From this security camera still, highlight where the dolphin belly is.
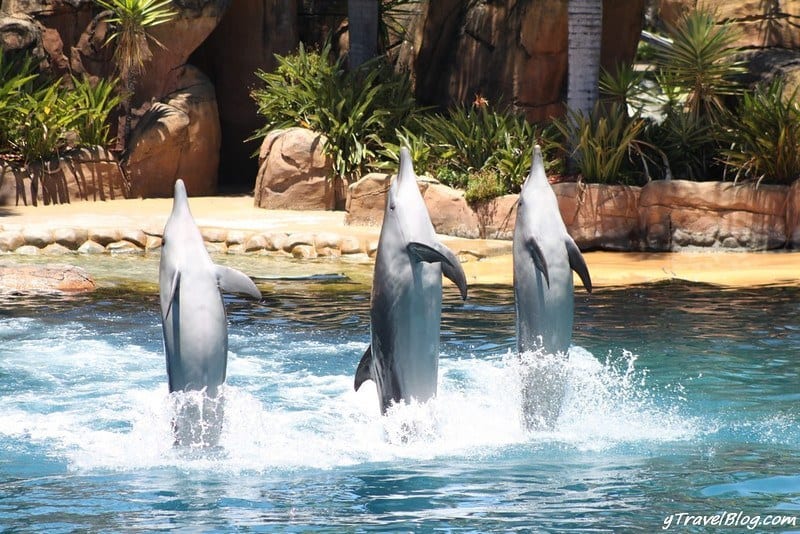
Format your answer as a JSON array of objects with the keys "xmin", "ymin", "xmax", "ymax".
[
  {"xmin": 369, "ymin": 261, "xmax": 443, "ymax": 412},
  {"xmin": 163, "ymin": 274, "xmax": 228, "ymax": 395}
]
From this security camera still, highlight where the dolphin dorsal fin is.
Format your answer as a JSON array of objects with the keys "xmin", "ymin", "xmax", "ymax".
[
  {"xmin": 407, "ymin": 241, "xmax": 468, "ymax": 300},
  {"xmin": 215, "ymin": 265, "xmax": 262, "ymax": 299},
  {"xmin": 354, "ymin": 345, "xmax": 373, "ymax": 391},
  {"xmin": 164, "ymin": 268, "xmax": 181, "ymax": 319},
  {"xmin": 565, "ymin": 237, "xmax": 592, "ymax": 293},
  {"xmin": 525, "ymin": 237, "xmax": 550, "ymax": 288}
]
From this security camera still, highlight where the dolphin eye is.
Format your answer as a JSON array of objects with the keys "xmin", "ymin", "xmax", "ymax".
[{"xmin": 389, "ymin": 202, "xmax": 396, "ymax": 211}]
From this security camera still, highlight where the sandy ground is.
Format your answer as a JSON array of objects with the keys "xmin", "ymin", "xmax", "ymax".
[{"xmin": 1, "ymin": 196, "xmax": 798, "ymax": 288}]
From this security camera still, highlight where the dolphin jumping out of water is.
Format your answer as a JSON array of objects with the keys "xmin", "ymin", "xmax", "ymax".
[
  {"xmin": 354, "ymin": 148, "xmax": 468, "ymax": 414},
  {"xmin": 159, "ymin": 179, "xmax": 261, "ymax": 444},
  {"xmin": 513, "ymin": 145, "xmax": 592, "ymax": 355}
]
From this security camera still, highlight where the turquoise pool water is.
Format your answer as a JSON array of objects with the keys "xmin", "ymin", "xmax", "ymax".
[{"xmin": 1, "ymin": 272, "xmax": 799, "ymax": 531}]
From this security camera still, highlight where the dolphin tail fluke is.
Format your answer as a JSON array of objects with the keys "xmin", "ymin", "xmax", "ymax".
[
  {"xmin": 525, "ymin": 237, "xmax": 550, "ymax": 288},
  {"xmin": 566, "ymin": 237, "xmax": 592, "ymax": 293},
  {"xmin": 407, "ymin": 241, "xmax": 468, "ymax": 300},
  {"xmin": 215, "ymin": 265, "xmax": 262, "ymax": 299},
  {"xmin": 354, "ymin": 345, "xmax": 373, "ymax": 391}
]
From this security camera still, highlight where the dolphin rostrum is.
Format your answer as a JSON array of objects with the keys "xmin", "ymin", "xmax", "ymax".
[
  {"xmin": 513, "ymin": 145, "xmax": 592, "ymax": 356},
  {"xmin": 354, "ymin": 148, "xmax": 468, "ymax": 414},
  {"xmin": 159, "ymin": 179, "xmax": 261, "ymax": 443}
]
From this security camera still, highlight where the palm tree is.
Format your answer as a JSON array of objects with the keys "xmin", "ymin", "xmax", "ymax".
[
  {"xmin": 566, "ymin": 0, "xmax": 603, "ymax": 173},
  {"xmin": 348, "ymin": 0, "xmax": 380, "ymax": 69},
  {"xmin": 567, "ymin": 0, "xmax": 603, "ymax": 116},
  {"xmin": 94, "ymin": 0, "xmax": 176, "ymax": 150}
]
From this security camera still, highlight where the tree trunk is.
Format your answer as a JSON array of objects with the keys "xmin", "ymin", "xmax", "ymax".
[
  {"xmin": 566, "ymin": 0, "xmax": 603, "ymax": 174},
  {"xmin": 347, "ymin": 0, "xmax": 379, "ymax": 69}
]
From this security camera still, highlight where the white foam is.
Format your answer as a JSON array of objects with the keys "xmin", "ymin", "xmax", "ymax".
[{"xmin": 0, "ymin": 342, "xmax": 703, "ymax": 473}]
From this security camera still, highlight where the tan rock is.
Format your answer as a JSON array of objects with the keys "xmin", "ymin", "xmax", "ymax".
[
  {"xmin": 314, "ymin": 232, "xmax": 341, "ymax": 250},
  {"xmin": 284, "ymin": 233, "xmax": 315, "ymax": 251},
  {"xmin": 265, "ymin": 233, "xmax": 287, "ymax": 251},
  {"xmin": 245, "ymin": 234, "xmax": 268, "ymax": 252},
  {"xmin": 22, "ymin": 228, "xmax": 53, "ymax": 248},
  {"xmin": 639, "ymin": 180, "xmax": 787, "ymax": 250},
  {"xmin": 339, "ymin": 235, "xmax": 363, "ymax": 255},
  {"xmin": 106, "ymin": 240, "xmax": 143, "ymax": 254},
  {"xmin": 42, "ymin": 243, "xmax": 73, "ymax": 255},
  {"xmin": 226, "ymin": 230, "xmax": 252, "ymax": 246},
  {"xmin": 226, "ymin": 243, "xmax": 246, "ymax": 255},
  {"xmin": 0, "ymin": 263, "xmax": 96, "ymax": 293},
  {"xmin": 145, "ymin": 235, "xmax": 163, "ymax": 251},
  {"xmin": 253, "ymin": 127, "xmax": 334, "ymax": 210},
  {"xmin": 423, "ymin": 182, "xmax": 481, "ymax": 238},
  {"xmin": 15, "ymin": 245, "xmax": 40, "ymax": 255},
  {"xmin": 54, "ymin": 227, "xmax": 88, "ymax": 250},
  {"xmin": 472, "ymin": 194, "xmax": 519, "ymax": 239},
  {"xmin": 291, "ymin": 244, "xmax": 317, "ymax": 259},
  {"xmin": 0, "ymin": 230, "xmax": 24, "ymax": 252},
  {"xmin": 556, "ymin": 183, "xmax": 641, "ymax": 250},
  {"xmin": 89, "ymin": 228, "xmax": 121, "ymax": 246},
  {"xmin": 344, "ymin": 172, "xmax": 392, "ymax": 226},
  {"xmin": 78, "ymin": 240, "xmax": 106, "ymax": 254},
  {"xmin": 205, "ymin": 242, "xmax": 228, "ymax": 254},
  {"xmin": 787, "ymin": 180, "xmax": 800, "ymax": 247},
  {"xmin": 124, "ymin": 66, "xmax": 221, "ymax": 197},
  {"xmin": 316, "ymin": 246, "xmax": 341, "ymax": 257},
  {"xmin": 121, "ymin": 229, "xmax": 147, "ymax": 248},
  {"xmin": 201, "ymin": 227, "xmax": 228, "ymax": 243}
]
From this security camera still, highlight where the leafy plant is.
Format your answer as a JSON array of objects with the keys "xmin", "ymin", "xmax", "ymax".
[
  {"xmin": 69, "ymin": 75, "xmax": 122, "ymax": 147},
  {"xmin": 10, "ymin": 83, "xmax": 87, "ymax": 166},
  {"xmin": 721, "ymin": 79, "xmax": 800, "ymax": 185},
  {"xmin": 0, "ymin": 52, "xmax": 38, "ymax": 157},
  {"xmin": 94, "ymin": 0, "xmax": 176, "ymax": 146},
  {"xmin": 643, "ymin": 110, "xmax": 717, "ymax": 180},
  {"xmin": 464, "ymin": 167, "xmax": 506, "ymax": 203},
  {"xmin": 416, "ymin": 103, "xmax": 540, "ymax": 193},
  {"xmin": 553, "ymin": 101, "xmax": 651, "ymax": 184},
  {"xmin": 251, "ymin": 44, "xmax": 419, "ymax": 185},
  {"xmin": 651, "ymin": 10, "xmax": 744, "ymax": 123}
]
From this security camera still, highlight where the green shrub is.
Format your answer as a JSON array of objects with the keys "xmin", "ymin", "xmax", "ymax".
[
  {"xmin": 651, "ymin": 9, "xmax": 744, "ymax": 123},
  {"xmin": 0, "ymin": 52, "xmax": 37, "ymax": 157},
  {"xmin": 69, "ymin": 75, "xmax": 122, "ymax": 147},
  {"xmin": 721, "ymin": 79, "xmax": 800, "ymax": 185},
  {"xmin": 643, "ymin": 109, "xmax": 717, "ymax": 180},
  {"xmin": 251, "ymin": 43, "xmax": 419, "ymax": 183},
  {"xmin": 553, "ymin": 101, "xmax": 650, "ymax": 184},
  {"xmin": 413, "ymin": 103, "xmax": 548, "ymax": 196},
  {"xmin": 464, "ymin": 167, "xmax": 506, "ymax": 203}
]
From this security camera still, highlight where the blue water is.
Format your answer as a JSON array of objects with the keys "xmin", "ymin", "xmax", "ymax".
[{"xmin": 1, "ymin": 270, "xmax": 799, "ymax": 532}]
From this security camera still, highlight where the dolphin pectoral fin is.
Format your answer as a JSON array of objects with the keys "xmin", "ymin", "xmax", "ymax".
[
  {"xmin": 407, "ymin": 241, "xmax": 468, "ymax": 300},
  {"xmin": 164, "ymin": 269, "xmax": 181, "ymax": 319},
  {"xmin": 525, "ymin": 237, "xmax": 550, "ymax": 288},
  {"xmin": 566, "ymin": 237, "xmax": 593, "ymax": 293},
  {"xmin": 354, "ymin": 345, "xmax": 373, "ymax": 391},
  {"xmin": 215, "ymin": 265, "xmax": 262, "ymax": 299}
]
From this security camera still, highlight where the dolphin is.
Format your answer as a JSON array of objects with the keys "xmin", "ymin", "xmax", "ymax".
[
  {"xmin": 159, "ymin": 179, "xmax": 261, "ymax": 443},
  {"xmin": 354, "ymin": 148, "xmax": 468, "ymax": 414},
  {"xmin": 513, "ymin": 144, "xmax": 592, "ymax": 355}
]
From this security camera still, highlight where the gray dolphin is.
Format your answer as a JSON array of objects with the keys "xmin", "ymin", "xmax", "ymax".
[
  {"xmin": 160, "ymin": 179, "xmax": 261, "ymax": 443},
  {"xmin": 513, "ymin": 145, "xmax": 592, "ymax": 355},
  {"xmin": 354, "ymin": 148, "xmax": 468, "ymax": 414}
]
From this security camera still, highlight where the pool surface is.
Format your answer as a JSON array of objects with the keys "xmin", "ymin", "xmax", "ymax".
[{"xmin": 1, "ymin": 262, "xmax": 799, "ymax": 531}]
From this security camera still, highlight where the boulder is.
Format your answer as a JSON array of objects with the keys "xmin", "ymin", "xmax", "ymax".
[
  {"xmin": 422, "ymin": 182, "xmax": 481, "ymax": 238},
  {"xmin": 123, "ymin": 65, "xmax": 221, "ymax": 197},
  {"xmin": 639, "ymin": 180, "xmax": 788, "ymax": 250},
  {"xmin": 253, "ymin": 128, "xmax": 334, "ymax": 210},
  {"xmin": 0, "ymin": 263, "xmax": 95, "ymax": 293},
  {"xmin": 344, "ymin": 172, "xmax": 392, "ymax": 226},
  {"xmin": 659, "ymin": 1, "xmax": 800, "ymax": 49},
  {"xmin": 472, "ymin": 194, "xmax": 519, "ymax": 239},
  {"xmin": 556, "ymin": 183, "xmax": 641, "ymax": 250},
  {"xmin": 787, "ymin": 180, "xmax": 800, "ymax": 248}
]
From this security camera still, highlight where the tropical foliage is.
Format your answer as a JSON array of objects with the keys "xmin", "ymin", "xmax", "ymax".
[
  {"xmin": 94, "ymin": 0, "xmax": 176, "ymax": 145},
  {"xmin": 251, "ymin": 43, "xmax": 418, "ymax": 184},
  {"xmin": 0, "ymin": 51, "xmax": 121, "ymax": 167}
]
